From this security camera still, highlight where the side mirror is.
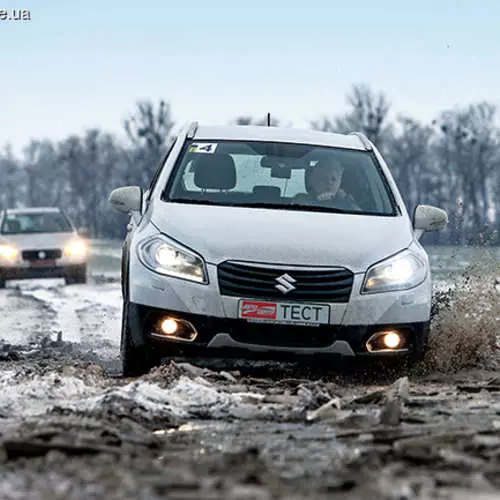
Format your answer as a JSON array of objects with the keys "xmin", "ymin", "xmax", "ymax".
[
  {"xmin": 413, "ymin": 204, "xmax": 448, "ymax": 232},
  {"xmin": 77, "ymin": 227, "xmax": 89, "ymax": 239},
  {"xmin": 109, "ymin": 186, "xmax": 142, "ymax": 213}
]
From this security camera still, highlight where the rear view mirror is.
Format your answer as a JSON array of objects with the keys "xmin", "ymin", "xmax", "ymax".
[
  {"xmin": 260, "ymin": 156, "xmax": 304, "ymax": 169},
  {"xmin": 270, "ymin": 165, "xmax": 292, "ymax": 179},
  {"xmin": 413, "ymin": 204, "xmax": 448, "ymax": 232},
  {"xmin": 261, "ymin": 156, "xmax": 304, "ymax": 179},
  {"xmin": 109, "ymin": 186, "xmax": 142, "ymax": 213}
]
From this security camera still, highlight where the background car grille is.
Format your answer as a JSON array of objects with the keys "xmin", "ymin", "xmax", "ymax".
[
  {"xmin": 217, "ymin": 261, "xmax": 354, "ymax": 302},
  {"xmin": 22, "ymin": 249, "xmax": 62, "ymax": 261}
]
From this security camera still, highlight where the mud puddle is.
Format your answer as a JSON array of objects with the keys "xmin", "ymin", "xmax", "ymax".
[
  {"xmin": 2, "ymin": 352, "xmax": 500, "ymax": 499},
  {"xmin": 0, "ymin": 269, "xmax": 498, "ymax": 499}
]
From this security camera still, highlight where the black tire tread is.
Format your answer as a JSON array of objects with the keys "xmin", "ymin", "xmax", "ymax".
[
  {"xmin": 65, "ymin": 265, "xmax": 87, "ymax": 285},
  {"xmin": 121, "ymin": 302, "xmax": 159, "ymax": 377}
]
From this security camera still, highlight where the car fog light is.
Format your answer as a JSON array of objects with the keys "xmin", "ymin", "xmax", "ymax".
[
  {"xmin": 161, "ymin": 318, "xmax": 178, "ymax": 335},
  {"xmin": 153, "ymin": 317, "xmax": 198, "ymax": 342},
  {"xmin": 366, "ymin": 330, "xmax": 406, "ymax": 352},
  {"xmin": 383, "ymin": 332, "xmax": 401, "ymax": 349}
]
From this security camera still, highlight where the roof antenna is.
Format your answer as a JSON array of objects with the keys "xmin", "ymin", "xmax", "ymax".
[{"xmin": 267, "ymin": 112, "xmax": 271, "ymax": 127}]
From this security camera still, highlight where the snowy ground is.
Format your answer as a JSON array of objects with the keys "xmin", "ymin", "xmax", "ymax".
[{"xmin": 0, "ymin": 244, "xmax": 499, "ymax": 499}]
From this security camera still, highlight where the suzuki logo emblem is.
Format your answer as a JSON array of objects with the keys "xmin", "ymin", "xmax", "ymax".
[
  {"xmin": 275, "ymin": 273, "xmax": 296, "ymax": 294},
  {"xmin": 38, "ymin": 251, "xmax": 46, "ymax": 259}
]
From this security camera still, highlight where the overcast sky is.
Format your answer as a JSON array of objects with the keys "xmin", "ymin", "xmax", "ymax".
[{"xmin": 1, "ymin": 0, "xmax": 499, "ymax": 153}]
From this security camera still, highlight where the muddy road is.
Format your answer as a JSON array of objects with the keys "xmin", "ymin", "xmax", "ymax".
[{"xmin": 0, "ymin": 262, "xmax": 499, "ymax": 499}]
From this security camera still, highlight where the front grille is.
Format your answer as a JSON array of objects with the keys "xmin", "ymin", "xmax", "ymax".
[
  {"xmin": 230, "ymin": 320, "xmax": 337, "ymax": 348},
  {"xmin": 22, "ymin": 249, "xmax": 62, "ymax": 261},
  {"xmin": 217, "ymin": 261, "xmax": 354, "ymax": 302}
]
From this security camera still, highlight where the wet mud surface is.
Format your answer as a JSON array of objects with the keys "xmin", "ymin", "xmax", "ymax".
[{"xmin": 0, "ymin": 271, "xmax": 499, "ymax": 499}]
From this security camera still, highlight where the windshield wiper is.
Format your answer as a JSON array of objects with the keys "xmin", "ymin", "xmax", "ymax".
[
  {"xmin": 169, "ymin": 198, "xmax": 223, "ymax": 205},
  {"xmin": 168, "ymin": 198, "xmax": 355, "ymax": 214},
  {"xmin": 280, "ymin": 203, "xmax": 353, "ymax": 214},
  {"xmin": 229, "ymin": 202, "xmax": 351, "ymax": 213}
]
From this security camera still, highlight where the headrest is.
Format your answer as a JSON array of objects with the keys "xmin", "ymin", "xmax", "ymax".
[
  {"xmin": 252, "ymin": 185, "xmax": 281, "ymax": 200},
  {"xmin": 193, "ymin": 154, "xmax": 236, "ymax": 190}
]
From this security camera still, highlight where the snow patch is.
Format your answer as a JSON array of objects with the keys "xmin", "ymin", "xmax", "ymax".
[
  {"xmin": 57, "ymin": 375, "xmax": 298, "ymax": 423},
  {"xmin": 0, "ymin": 370, "xmax": 101, "ymax": 418},
  {"xmin": 14, "ymin": 280, "xmax": 122, "ymax": 347}
]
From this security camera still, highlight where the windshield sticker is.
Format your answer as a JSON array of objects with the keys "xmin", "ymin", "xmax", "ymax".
[{"xmin": 189, "ymin": 143, "xmax": 218, "ymax": 154}]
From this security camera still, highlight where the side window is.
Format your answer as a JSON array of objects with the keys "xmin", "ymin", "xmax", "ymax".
[{"xmin": 145, "ymin": 136, "xmax": 177, "ymax": 203}]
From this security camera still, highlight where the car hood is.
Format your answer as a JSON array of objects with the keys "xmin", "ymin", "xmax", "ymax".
[
  {"xmin": 151, "ymin": 203, "xmax": 414, "ymax": 273},
  {"xmin": 0, "ymin": 232, "xmax": 77, "ymax": 250}
]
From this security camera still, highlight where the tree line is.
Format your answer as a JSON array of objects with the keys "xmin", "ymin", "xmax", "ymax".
[{"xmin": 0, "ymin": 84, "xmax": 498, "ymax": 245}]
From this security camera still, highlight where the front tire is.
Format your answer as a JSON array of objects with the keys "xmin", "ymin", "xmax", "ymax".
[
  {"xmin": 65, "ymin": 265, "xmax": 87, "ymax": 285},
  {"xmin": 121, "ymin": 301, "xmax": 160, "ymax": 377},
  {"xmin": 409, "ymin": 320, "xmax": 430, "ymax": 363}
]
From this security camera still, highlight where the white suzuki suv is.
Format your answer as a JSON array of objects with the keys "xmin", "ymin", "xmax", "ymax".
[{"xmin": 110, "ymin": 123, "xmax": 447, "ymax": 376}]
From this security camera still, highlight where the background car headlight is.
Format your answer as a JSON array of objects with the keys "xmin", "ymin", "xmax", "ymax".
[
  {"xmin": 64, "ymin": 240, "xmax": 88, "ymax": 258},
  {"xmin": 137, "ymin": 236, "xmax": 207, "ymax": 283},
  {"xmin": 362, "ymin": 250, "xmax": 427, "ymax": 293},
  {"xmin": 0, "ymin": 244, "xmax": 19, "ymax": 260}
]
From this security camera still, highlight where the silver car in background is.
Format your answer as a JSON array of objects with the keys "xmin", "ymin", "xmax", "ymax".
[{"xmin": 0, "ymin": 207, "xmax": 89, "ymax": 287}]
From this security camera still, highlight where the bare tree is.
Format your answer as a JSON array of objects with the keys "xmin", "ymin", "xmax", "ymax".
[
  {"xmin": 22, "ymin": 140, "xmax": 62, "ymax": 207},
  {"xmin": 388, "ymin": 117, "xmax": 435, "ymax": 213},
  {"xmin": 124, "ymin": 100, "xmax": 174, "ymax": 149},
  {"xmin": 0, "ymin": 94, "xmax": 498, "ymax": 245},
  {"xmin": 124, "ymin": 100, "xmax": 175, "ymax": 187},
  {"xmin": 312, "ymin": 84, "xmax": 392, "ymax": 150},
  {"xmin": 494, "ymin": 166, "xmax": 500, "ymax": 243},
  {"xmin": 434, "ymin": 103, "xmax": 499, "ymax": 244},
  {"xmin": 0, "ymin": 145, "xmax": 22, "ymax": 209}
]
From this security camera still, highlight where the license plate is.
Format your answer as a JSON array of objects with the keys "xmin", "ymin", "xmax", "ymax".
[
  {"xmin": 238, "ymin": 299, "xmax": 330, "ymax": 326},
  {"xmin": 30, "ymin": 259, "xmax": 56, "ymax": 267}
]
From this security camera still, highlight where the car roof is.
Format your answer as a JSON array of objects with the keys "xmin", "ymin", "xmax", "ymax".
[
  {"xmin": 192, "ymin": 125, "xmax": 368, "ymax": 151},
  {"xmin": 4, "ymin": 207, "xmax": 61, "ymax": 215}
]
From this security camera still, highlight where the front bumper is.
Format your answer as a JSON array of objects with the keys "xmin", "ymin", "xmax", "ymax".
[
  {"xmin": 0, "ymin": 263, "xmax": 85, "ymax": 281},
  {"xmin": 129, "ymin": 302, "xmax": 429, "ymax": 359}
]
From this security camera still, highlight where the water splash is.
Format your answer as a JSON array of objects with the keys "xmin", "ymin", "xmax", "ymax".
[{"xmin": 425, "ymin": 252, "xmax": 499, "ymax": 373}]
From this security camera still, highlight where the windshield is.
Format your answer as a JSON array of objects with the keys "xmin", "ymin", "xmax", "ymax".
[
  {"xmin": 0, "ymin": 212, "xmax": 73, "ymax": 234},
  {"xmin": 164, "ymin": 140, "xmax": 397, "ymax": 215}
]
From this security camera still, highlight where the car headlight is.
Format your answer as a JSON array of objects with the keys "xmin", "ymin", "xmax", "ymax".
[
  {"xmin": 0, "ymin": 244, "xmax": 19, "ymax": 261},
  {"xmin": 362, "ymin": 250, "xmax": 427, "ymax": 294},
  {"xmin": 137, "ymin": 236, "xmax": 207, "ymax": 284},
  {"xmin": 64, "ymin": 240, "xmax": 88, "ymax": 258}
]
